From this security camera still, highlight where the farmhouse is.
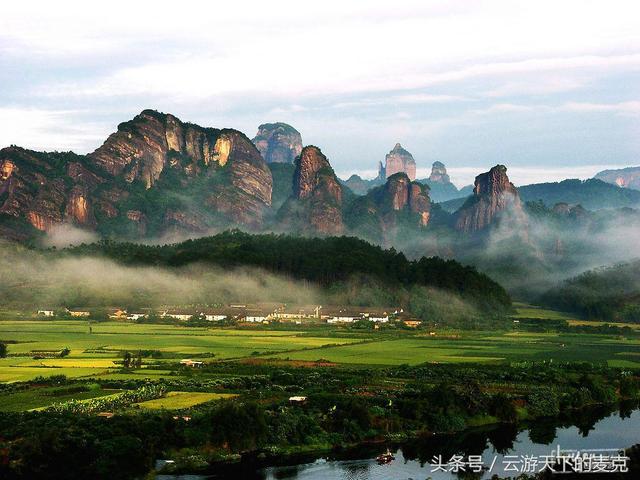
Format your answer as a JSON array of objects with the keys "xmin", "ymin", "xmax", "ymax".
[
  {"xmin": 242, "ymin": 307, "xmax": 275, "ymax": 323},
  {"xmin": 37, "ymin": 309, "xmax": 55, "ymax": 317},
  {"xmin": 180, "ymin": 359, "xmax": 204, "ymax": 368},
  {"xmin": 161, "ymin": 309, "xmax": 195, "ymax": 321},
  {"xmin": 67, "ymin": 308, "xmax": 90, "ymax": 317},
  {"xmin": 108, "ymin": 308, "xmax": 128, "ymax": 319},
  {"xmin": 403, "ymin": 320, "xmax": 422, "ymax": 328},
  {"xmin": 127, "ymin": 313, "xmax": 147, "ymax": 321},
  {"xmin": 289, "ymin": 396, "xmax": 307, "ymax": 404},
  {"xmin": 325, "ymin": 308, "xmax": 363, "ymax": 323},
  {"xmin": 202, "ymin": 307, "xmax": 246, "ymax": 322},
  {"xmin": 273, "ymin": 305, "xmax": 321, "ymax": 321},
  {"xmin": 204, "ymin": 312, "xmax": 227, "ymax": 321}
]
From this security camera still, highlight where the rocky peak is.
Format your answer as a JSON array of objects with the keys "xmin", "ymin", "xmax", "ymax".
[
  {"xmin": 252, "ymin": 122, "xmax": 303, "ymax": 164},
  {"xmin": 89, "ymin": 109, "xmax": 235, "ymax": 188},
  {"xmin": 280, "ymin": 146, "xmax": 344, "ymax": 235},
  {"xmin": 382, "ymin": 173, "xmax": 430, "ymax": 226},
  {"xmin": 293, "ymin": 146, "xmax": 338, "ymax": 200},
  {"xmin": 454, "ymin": 165, "xmax": 524, "ymax": 233},
  {"xmin": 552, "ymin": 202, "xmax": 588, "ymax": 220},
  {"xmin": 429, "ymin": 161, "xmax": 451, "ymax": 184},
  {"xmin": 0, "ymin": 111, "xmax": 274, "ymax": 240},
  {"xmin": 594, "ymin": 166, "xmax": 640, "ymax": 190},
  {"xmin": 384, "ymin": 143, "xmax": 416, "ymax": 181},
  {"xmin": 345, "ymin": 172, "xmax": 431, "ymax": 240}
]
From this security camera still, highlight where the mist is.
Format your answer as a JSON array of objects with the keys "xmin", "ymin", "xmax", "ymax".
[
  {"xmin": 0, "ymin": 242, "xmax": 320, "ymax": 309},
  {"xmin": 42, "ymin": 223, "xmax": 99, "ymax": 248},
  {"xmin": 463, "ymin": 204, "xmax": 640, "ymax": 298}
]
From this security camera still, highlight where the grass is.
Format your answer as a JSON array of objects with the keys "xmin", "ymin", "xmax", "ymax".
[
  {"xmin": 264, "ymin": 332, "xmax": 640, "ymax": 366},
  {"xmin": 135, "ymin": 391, "xmax": 237, "ymax": 410},
  {"xmin": 2, "ymin": 317, "xmax": 640, "ymax": 381},
  {"xmin": 0, "ymin": 386, "xmax": 118, "ymax": 412},
  {"xmin": 511, "ymin": 303, "xmax": 582, "ymax": 321}
]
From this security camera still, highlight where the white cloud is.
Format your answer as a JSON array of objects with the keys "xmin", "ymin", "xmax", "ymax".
[
  {"xmin": 561, "ymin": 101, "xmax": 640, "ymax": 115},
  {"xmin": 1, "ymin": 0, "xmax": 640, "ymax": 170},
  {"xmin": 0, "ymin": 108, "xmax": 105, "ymax": 152}
]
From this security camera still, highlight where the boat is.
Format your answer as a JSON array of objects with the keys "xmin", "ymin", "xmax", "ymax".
[{"xmin": 376, "ymin": 449, "xmax": 395, "ymax": 464}]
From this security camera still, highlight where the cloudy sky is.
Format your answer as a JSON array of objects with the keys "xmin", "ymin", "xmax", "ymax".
[{"xmin": 1, "ymin": 0, "xmax": 639, "ymax": 186}]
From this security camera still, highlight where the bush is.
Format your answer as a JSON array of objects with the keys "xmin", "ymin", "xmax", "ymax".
[{"xmin": 527, "ymin": 387, "xmax": 560, "ymax": 417}]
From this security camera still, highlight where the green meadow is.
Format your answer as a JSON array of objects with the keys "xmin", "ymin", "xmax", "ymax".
[
  {"xmin": 1, "ymin": 318, "xmax": 640, "ymax": 385},
  {"xmin": 264, "ymin": 332, "xmax": 640, "ymax": 366},
  {"xmin": 135, "ymin": 391, "xmax": 237, "ymax": 410}
]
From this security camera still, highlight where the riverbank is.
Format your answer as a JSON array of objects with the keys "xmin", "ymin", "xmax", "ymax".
[{"xmin": 158, "ymin": 400, "xmax": 639, "ymax": 478}]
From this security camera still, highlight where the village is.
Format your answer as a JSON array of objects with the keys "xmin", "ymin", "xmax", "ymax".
[{"xmin": 35, "ymin": 304, "xmax": 424, "ymax": 328}]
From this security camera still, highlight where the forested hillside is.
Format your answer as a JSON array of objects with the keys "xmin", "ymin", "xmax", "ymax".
[
  {"xmin": 541, "ymin": 260, "xmax": 640, "ymax": 322},
  {"xmin": 64, "ymin": 230, "xmax": 512, "ymax": 313}
]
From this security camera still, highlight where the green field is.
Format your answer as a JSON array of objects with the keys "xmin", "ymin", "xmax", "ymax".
[
  {"xmin": 0, "ymin": 320, "xmax": 363, "ymax": 381},
  {"xmin": 1, "ymin": 319, "xmax": 640, "ymax": 384},
  {"xmin": 511, "ymin": 303, "xmax": 582, "ymax": 321},
  {"xmin": 0, "ymin": 385, "xmax": 119, "ymax": 412},
  {"xmin": 135, "ymin": 391, "xmax": 237, "ymax": 410}
]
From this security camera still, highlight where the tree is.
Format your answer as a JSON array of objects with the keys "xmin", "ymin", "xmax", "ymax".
[
  {"xmin": 122, "ymin": 351, "xmax": 132, "ymax": 369},
  {"xmin": 490, "ymin": 393, "xmax": 517, "ymax": 423},
  {"xmin": 0, "ymin": 342, "xmax": 7, "ymax": 358},
  {"xmin": 134, "ymin": 351, "xmax": 143, "ymax": 368}
]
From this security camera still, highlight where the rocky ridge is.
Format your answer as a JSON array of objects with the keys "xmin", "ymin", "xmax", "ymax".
[
  {"xmin": 454, "ymin": 165, "xmax": 525, "ymax": 233},
  {"xmin": 252, "ymin": 123, "xmax": 303, "ymax": 164},
  {"xmin": 278, "ymin": 146, "xmax": 345, "ymax": 235},
  {"xmin": 0, "ymin": 110, "xmax": 272, "ymax": 239}
]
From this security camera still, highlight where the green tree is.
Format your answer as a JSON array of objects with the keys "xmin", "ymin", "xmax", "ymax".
[
  {"xmin": 0, "ymin": 342, "xmax": 7, "ymax": 358},
  {"xmin": 122, "ymin": 351, "xmax": 132, "ymax": 369}
]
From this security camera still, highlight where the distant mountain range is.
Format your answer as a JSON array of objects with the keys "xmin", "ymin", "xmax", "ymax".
[
  {"xmin": 1, "ymin": 110, "xmax": 639, "ymax": 273},
  {"xmin": 0, "ymin": 110, "xmax": 523, "ymax": 244},
  {"xmin": 341, "ymin": 158, "xmax": 472, "ymax": 203},
  {"xmin": 594, "ymin": 166, "xmax": 640, "ymax": 190},
  {"xmin": 439, "ymin": 178, "xmax": 640, "ymax": 212}
]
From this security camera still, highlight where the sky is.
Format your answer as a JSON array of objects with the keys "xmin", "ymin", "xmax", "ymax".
[{"xmin": 1, "ymin": 0, "xmax": 639, "ymax": 187}]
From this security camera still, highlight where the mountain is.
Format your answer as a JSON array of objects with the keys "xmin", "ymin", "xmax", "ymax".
[
  {"xmin": 252, "ymin": 122, "xmax": 303, "ymax": 164},
  {"xmin": 0, "ymin": 110, "xmax": 272, "ymax": 240},
  {"xmin": 341, "ymin": 174, "xmax": 378, "ymax": 195},
  {"xmin": 518, "ymin": 178, "xmax": 640, "ymax": 209},
  {"xmin": 418, "ymin": 161, "xmax": 464, "ymax": 202},
  {"xmin": 342, "ymin": 161, "xmax": 467, "ymax": 203},
  {"xmin": 428, "ymin": 160, "xmax": 450, "ymax": 184},
  {"xmin": 594, "ymin": 166, "xmax": 640, "ymax": 190},
  {"xmin": 454, "ymin": 165, "xmax": 525, "ymax": 233},
  {"xmin": 277, "ymin": 146, "xmax": 346, "ymax": 235},
  {"xmin": 439, "ymin": 177, "xmax": 640, "ymax": 213},
  {"xmin": 380, "ymin": 143, "xmax": 416, "ymax": 180},
  {"xmin": 540, "ymin": 260, "xmax": 640, "ymax": 322},
  {"xmin": 268, "ymin": 163, "xmax": 296, "ymax": 210},
  {"xmin": 345, "ymin": 173, "xmax": 431, "ymax": 243},
  {"xmin": 340, "ymin": 174, "xmax": 383, "ymax": 196},
  {"xmin": 65, "ymin": 230, "xmax": 513, "ymax": 314}
]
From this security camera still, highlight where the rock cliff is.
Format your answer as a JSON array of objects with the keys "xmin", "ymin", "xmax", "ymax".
[
  {"xmin": 383, "ymin": 143, "xmax": 416, "ymax": 180},
  {"xmin": 454, "ymin": 165, "xmax": 524, "ymax": 233},
  {"xmin": 0, "ymin": 110, "xmax": 272, "ymax": 240},
  {"xmin": 278, "ymin": 146, "xmax": 344, "ymax": 235},
  {"xmin": 428, "ymin": 161, "xmax": 451, "ymax": 184},
  {"xmin": 594, "ymin": 166, "xmax": 640, "ymax": 190},
  {"xmin": 345, "ymin": 172, "xmax": 431, "ymax": 242},
  {"xmin": 252, "ymin": 123, "xmax": 303, "ymax": 164}
]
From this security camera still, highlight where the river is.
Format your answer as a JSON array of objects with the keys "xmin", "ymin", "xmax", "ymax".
[
  {"xmin": 161, "ymin": 403, "xmax": 640, "ymax": 479},
  {"xmin": 258, "ymin": 404, "xmax": 639, "ymax": 479}
]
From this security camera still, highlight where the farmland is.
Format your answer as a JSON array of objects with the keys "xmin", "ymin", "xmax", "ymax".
[
  {"xmin": 135, "ymin": 391, "xmax": 237, "ymax": 409},
  {"xmin": 1, "ymin": 315, "xmax": 640, "ymax": 478},
  {"xmin": 1, "ymin": 316, "xmax": 640, "ymax": 386}
]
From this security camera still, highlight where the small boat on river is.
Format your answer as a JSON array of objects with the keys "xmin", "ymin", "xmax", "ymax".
[{"xmin": 376, "ymin": 449, "xmax": 395, "ymax": 464}]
